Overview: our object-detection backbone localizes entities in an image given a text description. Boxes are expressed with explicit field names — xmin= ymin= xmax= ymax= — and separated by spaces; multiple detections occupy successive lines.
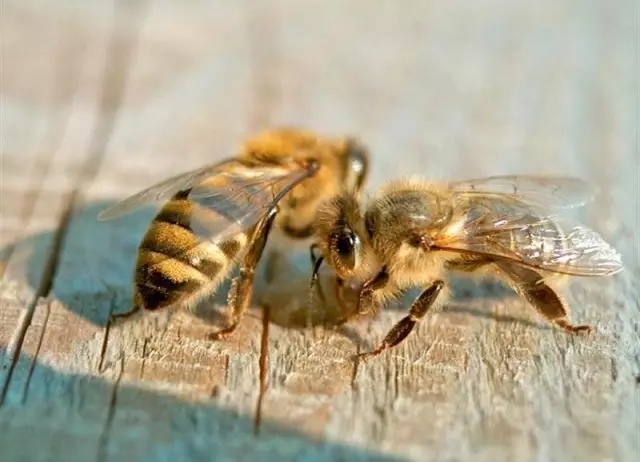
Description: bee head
xmin=313 ymin=192 xmax=376 ymax=280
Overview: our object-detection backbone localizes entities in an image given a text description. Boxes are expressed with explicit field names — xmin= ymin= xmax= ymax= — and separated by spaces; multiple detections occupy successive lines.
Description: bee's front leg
xmin=356 ymin=266 xmax=390 ymax=315
xmin=358 ymin=279 xmax=445 ymax=361
xmin=208 ymin=207 xmax=278 ymax=341
xmin=308 ymin=243 xmax=326 ymax=303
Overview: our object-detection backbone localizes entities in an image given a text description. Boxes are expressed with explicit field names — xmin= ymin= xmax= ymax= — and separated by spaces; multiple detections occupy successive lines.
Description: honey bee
xmin=98 ymin=128 xmax=369 ymax=339
xmin=311 ymin=175 xmax=624 ymax=360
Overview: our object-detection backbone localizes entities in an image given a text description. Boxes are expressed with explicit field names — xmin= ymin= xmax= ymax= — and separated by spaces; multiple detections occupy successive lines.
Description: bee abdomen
xmin=135 ymin=225 xmax=247 ymax=311
xmin=135 ymin=258 xmax=204 ymax=310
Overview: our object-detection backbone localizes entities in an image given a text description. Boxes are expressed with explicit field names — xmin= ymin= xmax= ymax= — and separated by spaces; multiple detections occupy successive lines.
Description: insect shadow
xmin=1 ymin=200 xmax=151 ymax=326
xmin=0 ymin=200 xmax=541 ymax=332
xmin=1 ymin=350 xmax=402 ymax=461
xmin=0 ymin=200 xmax=351 ymax=330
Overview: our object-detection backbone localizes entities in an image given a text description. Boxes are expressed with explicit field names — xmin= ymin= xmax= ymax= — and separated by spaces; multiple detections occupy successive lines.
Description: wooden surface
xmin=1 ymin=0 xmax=638 ymax=461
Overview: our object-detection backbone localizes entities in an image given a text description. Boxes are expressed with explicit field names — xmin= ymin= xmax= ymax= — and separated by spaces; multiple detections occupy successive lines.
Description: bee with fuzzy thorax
xmin=311 ymin=175 xmax=624 ymax=360
xmin=98 ymin=128 xmax=369 ymax=339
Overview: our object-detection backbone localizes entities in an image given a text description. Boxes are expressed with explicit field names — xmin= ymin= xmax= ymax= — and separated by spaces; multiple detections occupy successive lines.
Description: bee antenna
xmin=309 ymin=254 xmax=326 ymax=304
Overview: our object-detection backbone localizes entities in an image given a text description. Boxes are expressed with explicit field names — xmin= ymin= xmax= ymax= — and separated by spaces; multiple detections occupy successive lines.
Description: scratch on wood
xmin=97 ymin=354 xmax=125 ymax=462
xmin=254 ymin=304 xmax=271 ymax=435
xmin=393 ymin=360 xmax=400 ymax=402
xmin=21 ymin=302 xmax=51 ymax=404
xmin=97 ymin=297 xmax=117 ymax=373
xmin=82 ymin=0 xmax=149 ymax=184
xmin=351 ymin=344 xmax=361 ymax=391
xmin=223 ymin=354 xmax=230 ymax=387
xmin=0 ymin=194 xmax=74 ymax=406
xmin=0 ymin=16 xmax=87 ymax=268
xmin=139 ymin=337 xmax=149 ymax=379
xmin=2 ymin=0 xmax=147 ymax=403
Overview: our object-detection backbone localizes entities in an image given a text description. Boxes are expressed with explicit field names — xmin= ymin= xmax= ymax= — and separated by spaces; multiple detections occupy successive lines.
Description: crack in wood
xmin=2 ymin=0 xmax=148 ymax=405
xmin=81 ymin=0 xmax=150 ymax=186
xmin=223 ymin=354 xmax=230 ymax=387
xmin=96 ymin=354 xmax=125 ymax=462
xmin=0 ymin=25 xmax=88 ymax=273
xmin=21 ymin=301 xmax=52 ymax=404
xmin=97 ymin=297 xmax=117 ymax=374
xmin=254 ymin=304 xmax=271 ymax=435
xmin=140 ymin=337 xmax=149 ymax=379
xmin=0 ymin=194 xmax=74 ymax=406
xmin=350 ymin=344 xmax=361 ymax=392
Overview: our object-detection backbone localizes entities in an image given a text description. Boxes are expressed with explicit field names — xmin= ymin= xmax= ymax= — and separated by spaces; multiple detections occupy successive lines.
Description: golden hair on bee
xmin=98 ymin=127 xmax=370 ymax=340
xmin=311 ymin=174 xmax=624 ymax=360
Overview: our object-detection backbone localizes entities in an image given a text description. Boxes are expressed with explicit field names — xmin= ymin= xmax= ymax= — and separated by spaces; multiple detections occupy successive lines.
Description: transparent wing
xmin=97 ymin=159 xmax=238 ymax=221
xmin=122 ymin=161 xmax=318 ymax=272
xmin=183 ymin=164 xmax=316 ymax=243
xmin=447 ymin=174 xmax=597 ymax=210
xmin=433 ymin=195 xmax=623 ymax=276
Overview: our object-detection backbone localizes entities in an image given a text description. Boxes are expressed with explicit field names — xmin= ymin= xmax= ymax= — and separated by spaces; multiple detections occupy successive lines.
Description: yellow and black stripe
xmin=134 ymin=188 xmax=247 ymax=311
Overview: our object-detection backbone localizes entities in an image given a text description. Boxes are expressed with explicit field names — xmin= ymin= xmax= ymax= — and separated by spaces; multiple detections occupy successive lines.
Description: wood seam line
xmin=96 ymin=354 xmax=125 ymax=462
xmin=81 ymin=0 xmax=150 ymax=188
xmin=0 ymin=158 xmax=54 ymax=279
xmin=0 ymin=0 xmax=149 ymax=404
xmin=0 ymin=195 xmax=74 ymax=406
xmin=20 ymin=301 xmax=52 ymax=404
xmin=96 ymin=296 xmax=118 ymax=373
xmin=0 ymin=26 xmax=89 ymax=277
xmin=247 ymin=0 xmax=276 ymax=436
xmin=254 ymin=304 xmax=271 ymax=435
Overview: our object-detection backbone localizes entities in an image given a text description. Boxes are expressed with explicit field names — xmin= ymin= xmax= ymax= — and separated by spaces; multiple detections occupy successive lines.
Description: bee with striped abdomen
xmin=98 ymin=128 xmax=369 ymax=339
xmin=310 ymin=175 xmax=624 ymax=360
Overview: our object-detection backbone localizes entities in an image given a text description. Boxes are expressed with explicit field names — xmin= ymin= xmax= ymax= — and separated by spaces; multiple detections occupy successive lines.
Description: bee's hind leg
xmin=495 ymin=261 xmax=592 ymax=334
xmin=208 ymin=207 xmax=278 ymax=341
xmin=358 ymin=280 xmax=445 ymax=361
xmin=108 ymin=292 xmax=144 ymax=325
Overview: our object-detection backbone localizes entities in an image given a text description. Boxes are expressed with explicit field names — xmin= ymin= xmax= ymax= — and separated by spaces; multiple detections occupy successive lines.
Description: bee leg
xmin=522 ymin=282 xmax=592 ymax=334
xmin=109 ymin=292 xmax=143 ymax=324
xmin=109 ymin=307 xmax=139 ymax=323
xmin=356 ymin=266 xmax=390 ymax=314
xmin=358 ymin=280 xmax=445 ymax=361
xmin=496 ymin=262 xmax=592 ymax=334
xmin=208 ymin=208 xmax=278 ymax=341
xmin=309 ymin=243 xmax=326 ymax=303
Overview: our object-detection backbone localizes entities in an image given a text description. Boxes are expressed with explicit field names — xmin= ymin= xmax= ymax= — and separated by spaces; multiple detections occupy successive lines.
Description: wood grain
xmin=1 ymin=0 xmax=638 ymax=461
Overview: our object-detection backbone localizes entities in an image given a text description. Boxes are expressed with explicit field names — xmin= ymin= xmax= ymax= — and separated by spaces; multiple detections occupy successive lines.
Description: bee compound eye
xmin=336 ymin=233 xmax=355 ymax=256
xmin=333 ymin=231 xmax=358 ymax=270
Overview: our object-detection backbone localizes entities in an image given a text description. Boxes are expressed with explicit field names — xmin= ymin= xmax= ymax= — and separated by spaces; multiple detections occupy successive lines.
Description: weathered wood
xmin=1 ymin=0 xmax=638 ymax=461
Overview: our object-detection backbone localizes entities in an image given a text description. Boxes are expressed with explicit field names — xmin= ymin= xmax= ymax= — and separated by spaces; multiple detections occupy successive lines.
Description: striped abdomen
xmin=134 ymin=190 xmax=248 ymax=311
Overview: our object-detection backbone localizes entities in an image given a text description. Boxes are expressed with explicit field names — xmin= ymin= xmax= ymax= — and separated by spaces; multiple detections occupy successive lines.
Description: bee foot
xmin=208 ymin=324 xmax=238 ymax=341
xmin=556 ymin=320 xmax=593 ymax=335
xmin=355 ymin=347 xmax=386 ymax=362
xmin=571 ymin=325 xmax=593 ymax=335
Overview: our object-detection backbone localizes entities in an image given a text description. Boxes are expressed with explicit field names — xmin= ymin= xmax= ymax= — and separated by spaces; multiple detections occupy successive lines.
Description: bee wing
xmin=97 ymin=159 xmax=238 ymax=221
xmin=432 ymin=195 xmax=623 ymax=276
xmin=183 ymin=163 xmax=317 ymax=243
xmin=447 ymin=175 xmax=597 ymax=210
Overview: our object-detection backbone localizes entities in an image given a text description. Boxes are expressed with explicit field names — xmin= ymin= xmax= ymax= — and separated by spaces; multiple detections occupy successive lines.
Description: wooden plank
xmin=1 ymin=0 xmax=638 ymax=461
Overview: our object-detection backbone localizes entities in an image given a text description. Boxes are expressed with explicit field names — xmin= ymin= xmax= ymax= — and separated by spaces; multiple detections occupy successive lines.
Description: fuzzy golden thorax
xmin=239 ymin=127 xmax=369 ymax=239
